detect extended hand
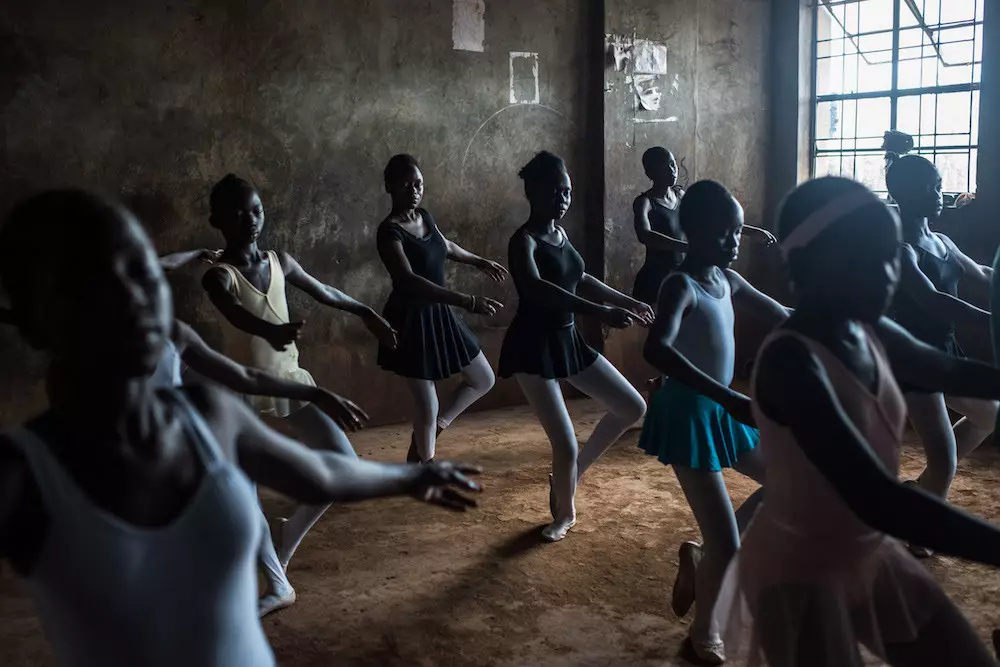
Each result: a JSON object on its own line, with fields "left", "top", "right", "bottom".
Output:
{"left": 266, "top": 320, "right": 305, "bottom": 351}
{"left": 313, "top": 390, "right": 370, "bottom": 432}
{"left": 410, "top": 461, "right": 483, "bottom": 511}
{"left": 363, "top": 311, "right": 398, "bottom": 350}
{"left": 467, "top": 295, "right": 504, "bottom": 317}
{"left": 200, "top": 248, "right": 224, "bottom": 264}
{"left": 629, "top": 301, "right": 655, "bottom": 327}
{"left": 752, "top": 227, "right": 778, "bottom": 246}
{"left": 725, "top": 393, "right": 756, "bottom": 427}
{"left": 600, "top": 306, "right": 636, "bottom": 329}
{"left": 478, "top": 259, "right": 510, "bottom": 284}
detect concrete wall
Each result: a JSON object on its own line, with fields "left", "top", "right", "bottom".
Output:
{"left": 0, "top": 0, "right": 774, "bottom": 426}
{"left": 601, "top": 0, "right": 776, "bottom": 386}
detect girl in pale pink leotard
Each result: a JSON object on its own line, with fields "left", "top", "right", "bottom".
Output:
{"left": 715, "top": 177, "right": 1000, "bottom": 667}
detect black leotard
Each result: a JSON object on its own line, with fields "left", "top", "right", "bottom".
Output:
{"left": 632, "top": 193, "right": 684, "bottom": 305}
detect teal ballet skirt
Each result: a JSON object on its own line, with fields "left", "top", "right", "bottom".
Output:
{"left": 638, "top": 379, "right": 759, "bottom": 472}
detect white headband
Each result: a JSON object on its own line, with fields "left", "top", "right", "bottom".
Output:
{"left": 781, "top": 190, "right": 880, "bottom": 259}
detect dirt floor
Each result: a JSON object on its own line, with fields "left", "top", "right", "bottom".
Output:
{"left": 2, "top": 398, "right": 1000, "bottom": 666}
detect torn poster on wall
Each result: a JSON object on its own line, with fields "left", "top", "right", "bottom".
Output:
{"left": 509, "top": 52, "right": 539, "bottom": 104}
{"left": 606, "top": 34, "right": 676, "bottom": 120}
{"left": 633, "top": 40, "right": 667, "bottom": 75}
{"left": 453, "top": 0, "right": 486, "bottom": 52}
{"left": 632, "top": 74, "right": 662, "bottom": 111}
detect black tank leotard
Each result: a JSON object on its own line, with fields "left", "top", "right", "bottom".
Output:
{"left": 632, "top": 192, "right": 685, "bottom": 305}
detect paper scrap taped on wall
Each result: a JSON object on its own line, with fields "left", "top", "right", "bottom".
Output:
{"left": 633, "top": 40, "right": 667, "bottom": 75}
{"left": 633, "top": 74, "right": 662, "bottom": 111}
{"left": 510, "top": 52, "right": 539, "bottom": 104}
{"left": 453, "top": 0, "right": 486, "bottom": 52}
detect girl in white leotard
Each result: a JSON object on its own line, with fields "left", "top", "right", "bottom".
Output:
{"left": 0, "top": 190, "right": 482, "bottom": 667}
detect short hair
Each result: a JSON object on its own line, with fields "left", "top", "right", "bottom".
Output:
{"left": 885, "top": 155, "right": 939, "bottom": 200}
{"left": 518, "top": 151, "right": 567, "bottom": 194}
{"left": 209, "top": 173, "right": 257, "bottom": 216}
{"left": 384, "top": 154, "right": 420, "bottom": 184}
{"left": 641, "top": 147, "right": 673, "bottom": 177}
{"left": 0, "top": 190, "right": 125, "bottom": 340}
{"left": 678, "top": 180, "right": 739, "bottom": 237}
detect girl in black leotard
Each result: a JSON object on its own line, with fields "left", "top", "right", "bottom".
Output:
{"left": 886, "top": 156, "right": 997, "bottom": 530}
{"left": 500, "top": 151, "right": 653, "bottom": 542}
{"left": 376, "top": 154, "right": 508, "bottom": 463}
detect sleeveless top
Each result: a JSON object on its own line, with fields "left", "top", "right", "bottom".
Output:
{"left": 10, "top": 391, "right": 275, "bottom": 667}
{"left": 751, "top": 328, "right": 906, "bottom": 555}
{"left": 512, "top": 227, "right": 586, "bottom": 330}
{"left": 150, "top": 337, "right": 183, "bottom": 389}
{"left": 891, "top": 234, "right": 965, "bottom": 352}
{"left": 214, "top": 250, "right": 315, "bottom": 417}
{"left": 641, "top": 195, "right": 684, "bottom": 276}
{"left": 378, "top": 209, "right": 449, "bottom": 289}
{"left": 671, "top": 272, "right": 736, "bottom": 386}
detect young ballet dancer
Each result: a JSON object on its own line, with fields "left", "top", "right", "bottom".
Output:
{"left": 638, "top": 180, "right": 788, "bottom": 665}
{"left": 887, "top": 156, "right": 997, "bottom": 553}
{"left": 375, "top": 154, "right": 507, "bottom": 464}
{"left": 0, "top": 190, "right": 482, "bottom": 667}
{"left": 715, "top": 176, "right": 1000, "bottom": 667}
{"left": 202, "top": 173, "right": 398, "bottom": 615}
{"left": 632, "top": 148, "right": 777, "bottom": 307}
{"left": 500, "top": 151, "right": 652, "bottom": 543}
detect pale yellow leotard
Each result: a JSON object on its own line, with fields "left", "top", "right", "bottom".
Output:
{"left": 215, "top": 250, "right": 315, "bottom": 417}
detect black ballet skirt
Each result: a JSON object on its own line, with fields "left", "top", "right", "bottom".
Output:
{"left": 499, "top": 226, "right": 598, "bottom": 379}
{"left": 377, "top": 211, "right": 481, "bottom": 380}
{"left": 632, "top": 193, "right": 684, "bottom": 306}
{"left": 890, "top": 236, "right": 965, "bottom": 392}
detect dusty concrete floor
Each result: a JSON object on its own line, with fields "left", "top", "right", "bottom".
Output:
{"left": 2, "top": 399, "right": 1000, "bottom": 666}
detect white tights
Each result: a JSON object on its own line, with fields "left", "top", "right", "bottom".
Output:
{"left": 905, "top": 392, "right": 998, "bottom": 498}
{"left": 258, "top": 403, "right": 357, "bottom": 600}
{"left": 515, "top": 355, "right": 647, "bottom": 527}
{"left": 406, "top": 352, "right": 495, "bottom": 460}
{"left": 674, "top": 452, "right": 766, "bottom": 644}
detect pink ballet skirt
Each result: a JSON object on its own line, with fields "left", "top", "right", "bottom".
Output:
{"left": 713, "top": 329, "right": 943, "bottom": 666}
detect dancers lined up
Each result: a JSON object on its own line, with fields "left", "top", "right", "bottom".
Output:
{"left": 1, "top": 146, "right": 1000, "bottom": 667}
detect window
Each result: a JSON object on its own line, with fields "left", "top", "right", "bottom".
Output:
{"left": 814, "top": 0, "right": 984, "bottom": 195}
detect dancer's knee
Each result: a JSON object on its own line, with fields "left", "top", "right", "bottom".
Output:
{"left": 618, "top": 390, "right": 647, "bottom": 424}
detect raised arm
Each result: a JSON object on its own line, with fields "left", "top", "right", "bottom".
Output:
{"left": 756, "top": 334, "right": 1000, "bottom": 566}
{"left": 726, "top": 269, "right": 791, "bottom": 329}
{"left": 442, "top": 234, "right": 509, "bottom": 284}
{"left": 898, "top": 243, "right": 989, "bottom": 330}
{"left": 278, "top": 251, "right": 397, "bottom": 349}
{"left": 579, "top": 274, "right": 654, "bottom": 325}
{"left": 377, "top": 224, "right": 501, "bottom": 316}
{"left": 509, "top": 230, "right": 632, "bottom": 327}
{"left": 644, "top": 274, "right": 753, "bottom": 423}
{"left": 201, "top": 388, "right": 481, "bottom": 509}
{"left": 633, "top": 195, "right": 688, "bottom": 252}
{"left": 174, "top": 320, "right": 368, "bottom": 432}
{"left": 874, "top": 316, "right": 1000, "bottom": 398}
{"left": 159, "top": 248, "right": 220, "bottom": 272}
{"left": 202, "top": 266, "right": 303, "bottom": 352}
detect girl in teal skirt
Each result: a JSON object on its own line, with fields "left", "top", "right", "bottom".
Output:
{"left": 639, "top": 180, "right": 788, "bottom": 665}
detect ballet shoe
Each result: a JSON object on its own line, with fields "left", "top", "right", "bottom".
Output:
{"left": 258, "top": 587, "right": 296, "bottom": 618}
{"left": 680, "top": 636, "right": 726, "bottom": 666}
{"left": 406, "top": 433, "right": 421, "bottom": 463}
{"left": 541, "top": 516, "right": 577, "bottom": 542}
{"left": 270, "top": 516, "right": 290, "bottom": 572}
{"left": 671, "top": 541, "right": 702, "bottom": 618}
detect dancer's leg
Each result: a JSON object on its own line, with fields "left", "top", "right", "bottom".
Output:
{"left": 881, "top": 584, "right": 995, "bottom": 666}
{"left": 946, "top": 396, "right": 997, "bottom": 461}
{"left": 405, "top": 378, "right": 440, "bottom": 461}
{"left": 568, "top": 355, "right": 647, "bottom": 480}
{"left": 515, "top": 373, "right": 579, "bottom": 541}
{"left": 256, "top": 502, "right": 296, "bottom": 617}
{"left": 275, "top": 404, "right": 357, "bottom": 567}
{"left": 673, "top": 466, "right": 741, "bottom": 651}
{"left": 906, "top": 392, "right": 958, "bottom": 498}
{"left": 435, "top": 352, "right": 495, "bottom": 430}
{"left": 732, "top": 448, "right": 766, "bottom": 534}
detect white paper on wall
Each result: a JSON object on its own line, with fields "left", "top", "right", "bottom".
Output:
{"left": 510, "top": 52, "right": 540, "bottom": 104}
{"left": 633, "top": 40, "right": 667, "bottom": 75}
{"left": 453, "top": 0, "right": 486, "bottom": 52}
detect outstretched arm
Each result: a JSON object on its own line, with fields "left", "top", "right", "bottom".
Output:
{"left": 874, "top": 317, "right": 1000, "bottom": 398}
{"left": 509, "top": 231, "right": 633, "bottom": 328}
{"left": 943, "top": 236, "right": 993, "bottom": 288}
{"left": 160, "top": 249, "right": 221, "bottom": 272}
{"left": 175, "top": 320, "right": 368, "bottom": 432}
{"left": 279, "top": 251, "right": 397, "bottom": 349}
{"left": 633, "top": 196, "right": 688, "bottom": 252}
{"left": 644, "top": 274, "right": 753, "bottom": 423}
{"left": 743, "top": 225, "right": 778, "bottom": 246}
{"left": 202, "top": 267, "right": 303, "bottom": 352}
{"left": 579, "top": 274, "right": 654, "bottom": 325}
{"left": 726, "top": 269, "right": 791, "bottom": 329}
{"left": 756, "top": 334, "right": 1000, "bottom": 566}
{"left": 898, "top": 244, "right": 989, "bottom": 330}
{"left": 203, "top": 388, "right": 481, "bottom": 509}
{"left": 443, "top": 234, "right": 509, "bottom": 284}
